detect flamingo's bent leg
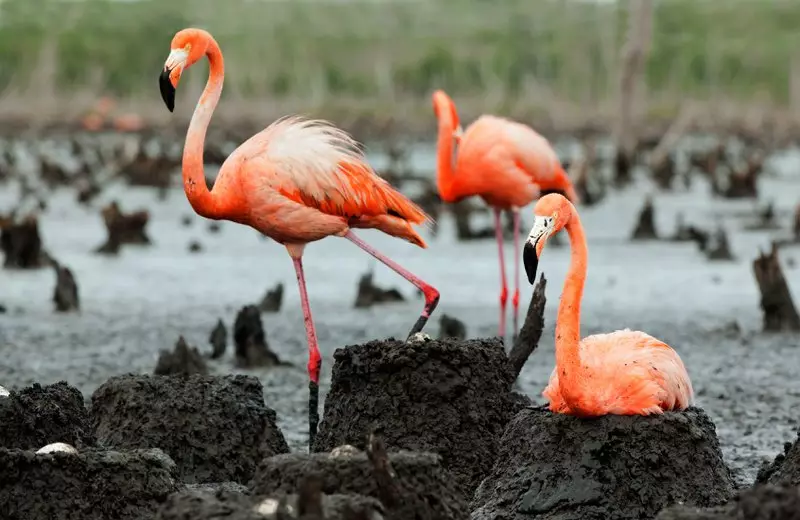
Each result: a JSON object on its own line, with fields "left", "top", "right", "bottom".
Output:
{"left": 289, "top": 252, "right": 322, "bottom": 451}
{"left": 344, "top": 231, "right": 440, "bottom": 339}
{"left": 511, "top": 209, "right": 521, "bottom": 341}
{"left": 494, "top": 209, "right": 508, "bottom": 340}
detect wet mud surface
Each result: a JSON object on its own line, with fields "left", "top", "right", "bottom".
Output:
{"left": 2, "top": 168, "right": 800, "bottom": 495}
{"left": 472, "top": 407, "right": 734, "bottom": 519}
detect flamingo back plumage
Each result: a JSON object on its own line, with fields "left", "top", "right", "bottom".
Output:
{"left": 543, "top": 329, "right": 694, "bottom": 416}
{"left": 221, "top": 116, "right": 431, "bottom": 246}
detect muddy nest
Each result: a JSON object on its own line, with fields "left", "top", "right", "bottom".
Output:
{"left": 250, "top": 450, "right": 468, "bottom": 520}
{"left": 0, "top": 381, "right": 95, "bottom": 450}
{"left": 313, "top": 337, "right": 516, "bottom": 497}
{"left": 472, "top": 406, "right": 734, "bottom": 520}
{"left": 755, "top": 429, "right": 800, "bottom": 486}
{"left": 0, "top": 447, "right": 178, "bottom": 519}
{"left": 90, "top": 374, "right": 289, "bottom": 484}
{"left": 656, "top": 482, "right": 800, "bottom": 520}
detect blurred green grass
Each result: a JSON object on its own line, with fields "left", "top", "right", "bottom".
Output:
{"left": 0, "top": 0, "right": 797, "bottom": 126}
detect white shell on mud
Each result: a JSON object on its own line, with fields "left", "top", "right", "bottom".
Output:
{"left": 254, "top": 498, "right": 292, "bottom": 516}
{"left": 331, "top": 444, "right": 360, "bottom": 457}
{"left": 407, "top": 332, "right": 432, "bottom": 344}
{"left": 0, "top": 385, "right": 9, "bottom": 398}
{"left": 36, "top": 442, "right": 78, "bottom": 455}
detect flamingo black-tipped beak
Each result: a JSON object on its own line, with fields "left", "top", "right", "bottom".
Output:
{"left": 159, "top": 68, "right": 175, "bottom": 112}
{"left": 523, "top": 241, "right": 538, "bottom": 284}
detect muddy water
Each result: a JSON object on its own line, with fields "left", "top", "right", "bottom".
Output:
{"left": 1, "top": 149, "right": 800, "bottom": 487}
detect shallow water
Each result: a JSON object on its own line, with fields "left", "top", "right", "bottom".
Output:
{"left": 1, "top": 153, "right": 800, "bottom": 487}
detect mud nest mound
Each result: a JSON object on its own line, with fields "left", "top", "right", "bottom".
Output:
{"left": 90, "top": 374, "right": 289, "bottom": 484}
{"left": 0, "top": 447, "right": 178, "bottom": 519}
{"left": 0, "top": 381, "right": 95, "bottom": 450}
{"left": 472, "top": 406, "right": 734, "bottom": 520}
{"left": 250, "top": 450, "right": 468, "bottom": 520}
{"left": 156, "top": 485, "right": 383, "bottom": 520}
{"left": 755, "top": 429, "right": 800, "bottom": 486}
{"left": 313, "top": 337, "right": 516, "bottom": 498}
{"left": 656, "top": 482, "right": 800, "bottom": 520}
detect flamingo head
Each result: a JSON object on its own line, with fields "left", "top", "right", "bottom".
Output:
{"left": 160, "top": 28, "right": 211, "bottom": 112}
{"left": 523, "top": 193, "right": 572, "bottom": 284}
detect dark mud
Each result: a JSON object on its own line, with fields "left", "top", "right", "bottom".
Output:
{"left": 0, "top": 447, "right": 178, "bottom": 520}
{"left": 755, "top": 428, "right": 800, "bottom": 486}
{"left": 313, "top": 337, "right": 516, "bottom": 497}
{"left": 90, "top": 374, "right": 289, "bottom": 484}
{"left": 0, "top": 381, "right": 95, "bottom": 450}
{"left": 656, "top": 482, "right": 800, "bottom": 520}
{"left": 472, "top": 406, "right": 734, "bottom": 520}
{"left": 250, "top": 450, "right": 468, "bottom": 519}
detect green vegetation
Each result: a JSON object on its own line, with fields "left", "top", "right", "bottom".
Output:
{"left": 0, "top": 0, "right": 797, "bottom": 124}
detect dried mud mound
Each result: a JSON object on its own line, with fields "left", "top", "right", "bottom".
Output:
{"left": 754, "top": 429, "right": 800, "bottom": 486}
{"left": 313, "top": 337, "right": 515, "bottom": 497}
{"left": 156, "top": 487, "right": 383, "bottom": 520}
{"left": 250, "top": 451, "right": 469, "bottom": 520}
{"left": 472, "top": 406, "right": 734, "bottom": 520}
{"left": 90, "top": 374, "right": 289, "bottom": 484}
{"left": 0, "top": 447, "right": 178, "bottom": 520}
{"left": 656, "top": 482, "right": 800, "bottom": 520}
{"left": 0, "top": 381, "right": 95, "bottom": 450}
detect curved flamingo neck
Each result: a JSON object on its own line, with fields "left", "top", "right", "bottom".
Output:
{"left": 435, "top": 111, "right": 459, "bottom": 203}
{"left": 182, "top": 37, "right": 224, "bottom": 219}
{"left": 555, "top": 205, "right": 588, "bottom": 400}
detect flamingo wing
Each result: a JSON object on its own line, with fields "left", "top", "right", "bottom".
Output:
{"left": 222, "top": 116, "right": 429, "bottom": 225}
{"left": 502, "top": 121, "right": 566, "bottom": 186}
{"left": 543, "top": 329, "right": 694, "bottom": 416}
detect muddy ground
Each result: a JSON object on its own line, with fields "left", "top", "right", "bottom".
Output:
{"left": 1, "top": 143, "right": 800, "bottom": 488}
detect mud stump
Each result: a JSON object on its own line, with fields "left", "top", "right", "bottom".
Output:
{"left": 793, "top": 203, "right": 800, "bottom": 241}
{"left": 752, "top": 243, "right": 800, "bottom": 332}
{"left": 95, "top": 200, "right": 151, "bottom": 253}
{"left": 472, "top": 407, "right": 734, "bottom": 520}
{"left": 91, "top": 374, "right": 289, "bottom": 484}
{"left": 259, "top": 283, "right": 284, "bottom": 313}
{"left": 0, "top": 447, "right": 178, "bottom": 520}
{"left": 353, "top": 270, "right": 404, "bottom": 308}
{"left": 233, "top": 305, "right": 284, "bottom": 368}
{"left": 631, "top": 196, "right": 659, "bottom": 240}
{"left": 508, "top": 273, "right": 547, "bottom": 380}
{"left": 656, "top": 482, "right": 800, "bottom": 520}
{"left": 755, "top": 430, "right": 800, "bottom": 486}
{"left": 52, "top": 261, "right": 79, "bottom": 312}
{"left": 209, "top": 318, "right": 227, "bottom": 359}
{"left": 704, "top": 226, "right": 735, "bottom": 261}
{"left": 0, "top": 214, "right": 48, "bottom": 268}
{"left": 154, "top": 336, "right": 208, "bottom": 376}
{"left": 438, "top": 314, "right": 467, "bottom": 340}
{"left": 250, "top": 450, "right": 467, "bottom": 520}
{"left": 313, "top": 337, "right": 516, "bottom": 498}
{"left": 0, "top": 381, "right": 95, "bottom": 450}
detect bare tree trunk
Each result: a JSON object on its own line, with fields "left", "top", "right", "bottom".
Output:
{"left": 752, "top": 243, "right": 800, "bottom": 332}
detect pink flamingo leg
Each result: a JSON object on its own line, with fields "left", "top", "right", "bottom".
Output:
{"left": 511, "top": 209, "right": 521, "bottom": 341}
{"left": 494, "top": 209, "right": 508, "bottom": 340}
{"left": 290, "top": 254, "right": 322, "bottom": 450}
{"left": 344, "top": 231, "right": 440, "bottom": 338}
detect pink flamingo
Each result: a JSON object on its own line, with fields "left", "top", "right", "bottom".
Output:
{"left": 432, "top": 89, "right": 579, "bottom": 340}
{"left": 159, "top": 28, "right": 439, "bottom": 447}
{"left": 523, "top": 193, "right": 694, "bottom": 415}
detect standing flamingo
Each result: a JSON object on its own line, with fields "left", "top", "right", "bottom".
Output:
{"left": 159, "top": 28, "right": 440, "bottom": 448}
{"left": 432, "top": 89, "right": 579, "bottom": 341}
{"left": 523, "top": 193, "right": 694, "bottom": 416}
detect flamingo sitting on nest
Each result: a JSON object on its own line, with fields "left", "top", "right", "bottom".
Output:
{"left": 522, "top": 193, "right": 694, "bottom": 416}
{"left": 158, "top": 28, "right": 439, "bottom": 448}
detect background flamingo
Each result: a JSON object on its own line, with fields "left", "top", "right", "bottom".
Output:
{"left": 522, "top": 193, "right": 694, "bottom": 416}
{"left": 159, "top": 28, "right": 440, "bottom": 448}
{"left": 432, "top": 89, "right": 579, "bottom": 341}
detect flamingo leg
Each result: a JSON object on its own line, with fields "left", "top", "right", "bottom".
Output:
{"left": 494, "top": 209, "right": 508, "bottom": 340}
{"left": 344, "top": 231, "right": 440, "bottom": 339}
{"left": 290, "top": 253, "right": 322, "bottom": 451}
{"left": 511, "top": 209, "right": 521, "bottom": 342}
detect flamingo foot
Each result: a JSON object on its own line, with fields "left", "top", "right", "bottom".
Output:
{"left": 407, "top": 286, "right": 440, "bottom": 339}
